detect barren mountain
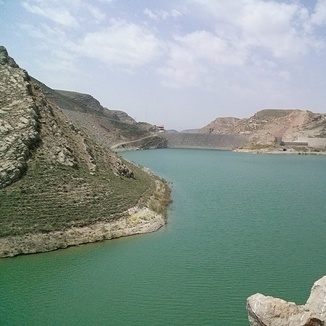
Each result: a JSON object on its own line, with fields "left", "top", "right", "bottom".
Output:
{"left": 199, "top": 109, "right": 326, "bottom": 150}
{"left": 0, "top": 46, "right": 170, "bottom": 257}
{"left": 32, "top": 81, "right": 165, "bottom": 150}
{"left": 199, "top": 117, "right": 241, "bottom": 134}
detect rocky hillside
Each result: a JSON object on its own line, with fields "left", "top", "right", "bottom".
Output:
{"left": 247, "top": 275, "right": 326, "bottom": 325}
{"left": 199, "top": 117, "right": 241, "bottom": 134}
{"left": 199, "top": 109, "right": 326, "bottom": 151}
{"left": 0, "top": 46, "right": 170, "bottom": 257}
{"left": 32, "top": 81, "right": 164, "bottom": 150}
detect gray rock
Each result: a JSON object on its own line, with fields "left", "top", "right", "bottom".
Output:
{"left": 0, "top": 48, "right": 39, "bottom": 187}
{"left": 0, "top": 45, "right": 19, "bottom": 68}
{"left": 0, "top": 46, "right": 87, "bottom": 187}
{"left": 247, "top": 276, "right": 326, "bottom": 325}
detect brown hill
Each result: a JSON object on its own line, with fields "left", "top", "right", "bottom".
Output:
{"left": 0, "top": 46, "right": 170, "bottom": 257}
{"left": 199, "top": 117, "right": 241, "bottom": 134}
{"left": 199, "top": 109, "right": 326, "bottom": 150}
{"left": 31, "top": 81, "right": 165, "bottom": 150}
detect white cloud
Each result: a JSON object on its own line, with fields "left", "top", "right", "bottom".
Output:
{"left": 188, "top": 0, "right": 322, "bottom": 58}
{"left": 238, "top": 1, "right": 313, "bottom": 57}
{"left": 22, "top": 0, "right": 79, "bottom": 28}
{"left": 79, "top": 19, "right": 162, "bottom": 68}
{"left": 175, "top": 31, "right": 245, "bottom": 66}
{"left": 144, "top": 8, "right": 182, "bottom": 20}
{"left": 18, "top": 0, "right": 326, "bottom": 95}
{"left": 37, "top": 51, "right": 77, "bottom": 73}
{"left": 21, "top": 23, "right": 76, "bottom": 51}
{"left": 311, "top": 0, "right": 326, "bottom": 25}
{"left": 158, "top": 30, "right": 247, "bottom": 88}
{"left": 155, "top": 0, "right": 326, "bottom": 88}
{"left": 87, "top": 4, "right": 106, "bottom": 23}
{"left": 19, "top": 23, "right": 79, "bottom": 75}
{"left": 20, "top": 0, "right": 164, "bottom": 71}
{"left": 171, "top": 9, "right": 182, "bottom": 18}
{"left": 158, "top": 50, "right": 207, "bottom": 88}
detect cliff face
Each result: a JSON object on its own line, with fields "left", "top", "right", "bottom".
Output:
{"left": 199, "top": 109, "right": 326, "bottom": 150}
{"left": 0, "top": 46, "right": 170, "bottom": 257}
{"left": 0, "top": 46, "right": 39, "bottom": 188}
{"left": 247, "top": 275, "right": 326, "bottom": 325}
{"left": 0, "top": 46, "right": 134, "bottom": 187}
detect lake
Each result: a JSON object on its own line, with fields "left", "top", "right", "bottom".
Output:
{"left": 1, "top": 149, "right": 326, "bottom": 325}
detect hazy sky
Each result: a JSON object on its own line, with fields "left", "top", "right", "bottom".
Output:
{"left": 1, "top": 0, "right": 326, "bottom": 130}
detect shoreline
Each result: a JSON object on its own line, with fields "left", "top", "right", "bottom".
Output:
{"left": 118, "top": 144, "right": 326, "bottom": 155}
{"left": 0, "top": 178, "right": 170, "bottom": 258}
{"left": 234, "top": 148, "right": 326, "bottom": 155}
{"left": 0, "top": 206, "right": 166, "bottom": 258}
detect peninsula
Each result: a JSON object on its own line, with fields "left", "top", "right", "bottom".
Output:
{"left": 0, "top": 46, "right": 170, "bottom": 257}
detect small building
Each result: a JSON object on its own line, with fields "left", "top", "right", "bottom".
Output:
{"left": 156, "top": 125, "right": 165, "bottom": 133}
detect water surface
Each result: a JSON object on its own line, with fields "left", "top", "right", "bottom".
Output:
{"left": 1, "top": 149, "right": 326, "bottom": 325}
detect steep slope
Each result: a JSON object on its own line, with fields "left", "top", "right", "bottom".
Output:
{"left": 199, "top": 109, "right": 326, "bottom": 150}
{"left": 0, "top": 46, "right": 170, "bottom": 257}
{"left": 32, "top": 83, "right": 164, "bottom": 149}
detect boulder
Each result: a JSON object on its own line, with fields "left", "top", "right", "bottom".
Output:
{"left": 247, "top": 276, "right": 326, "bottom": 325}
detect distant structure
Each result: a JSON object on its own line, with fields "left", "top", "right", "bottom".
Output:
{"left": 156, "top": 125, "right": 165, "bottom": 133}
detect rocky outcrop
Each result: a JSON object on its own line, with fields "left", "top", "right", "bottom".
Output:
{"left": 198, "top": 117, "right": 241, "bottom": 134}
{"left": 0, "top": 46, "right": 40, "bottom": 188}
{"left": 0, "top": 46, "right": 171, "bottom": 257}
{"left": 247, "top": 276, "right": 326, "bottom": 325}
{"left": 0, "top": 46, "right": 19, "bottom": 68}
{"left": 0, "top": 46, "right": 137, "bottom": 180}
{"left": 199, "top": 109, "right": 326, "bottom": 151}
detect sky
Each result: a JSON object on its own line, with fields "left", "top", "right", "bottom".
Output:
{"left": 1, "top": 0, "right": 326, "bottom": 130}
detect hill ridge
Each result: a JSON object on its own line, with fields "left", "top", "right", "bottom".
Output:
{"left": 0, "top": 46, "right": 170, "bottom": 257}
{"left": 199, "top": 108, "right": 326, "bottom": 151}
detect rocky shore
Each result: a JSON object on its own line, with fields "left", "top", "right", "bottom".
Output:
{"left": 247, "top": 276, "right": 326, "bottom": 325}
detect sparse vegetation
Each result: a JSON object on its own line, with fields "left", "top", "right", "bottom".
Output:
{"left": 0, "top": 46, "right": 171, "bottom": 257}
{"left": 253, "top": 109, "right": 293, "bottom": 119}
{"left": 0, "top": 158, "right": 157, "bottom": 237}
{"left": 248, "top": 143, "right": 277, "bottom": 150}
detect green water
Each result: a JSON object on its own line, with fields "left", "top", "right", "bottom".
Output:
{"left": 1, "top": 149, "right": 326, "bottom": 325}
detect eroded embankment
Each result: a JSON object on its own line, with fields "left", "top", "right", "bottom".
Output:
{"left": 0, "top": 179, "right": 170, "bottom": 258}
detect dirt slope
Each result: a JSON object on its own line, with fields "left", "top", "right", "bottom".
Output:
{"left": 199, "top": 109, "right": 326, "bottom": 150}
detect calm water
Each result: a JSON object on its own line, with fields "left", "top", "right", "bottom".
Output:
{"left": 1, "top": 149, "right": 326, "bottom": 325}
